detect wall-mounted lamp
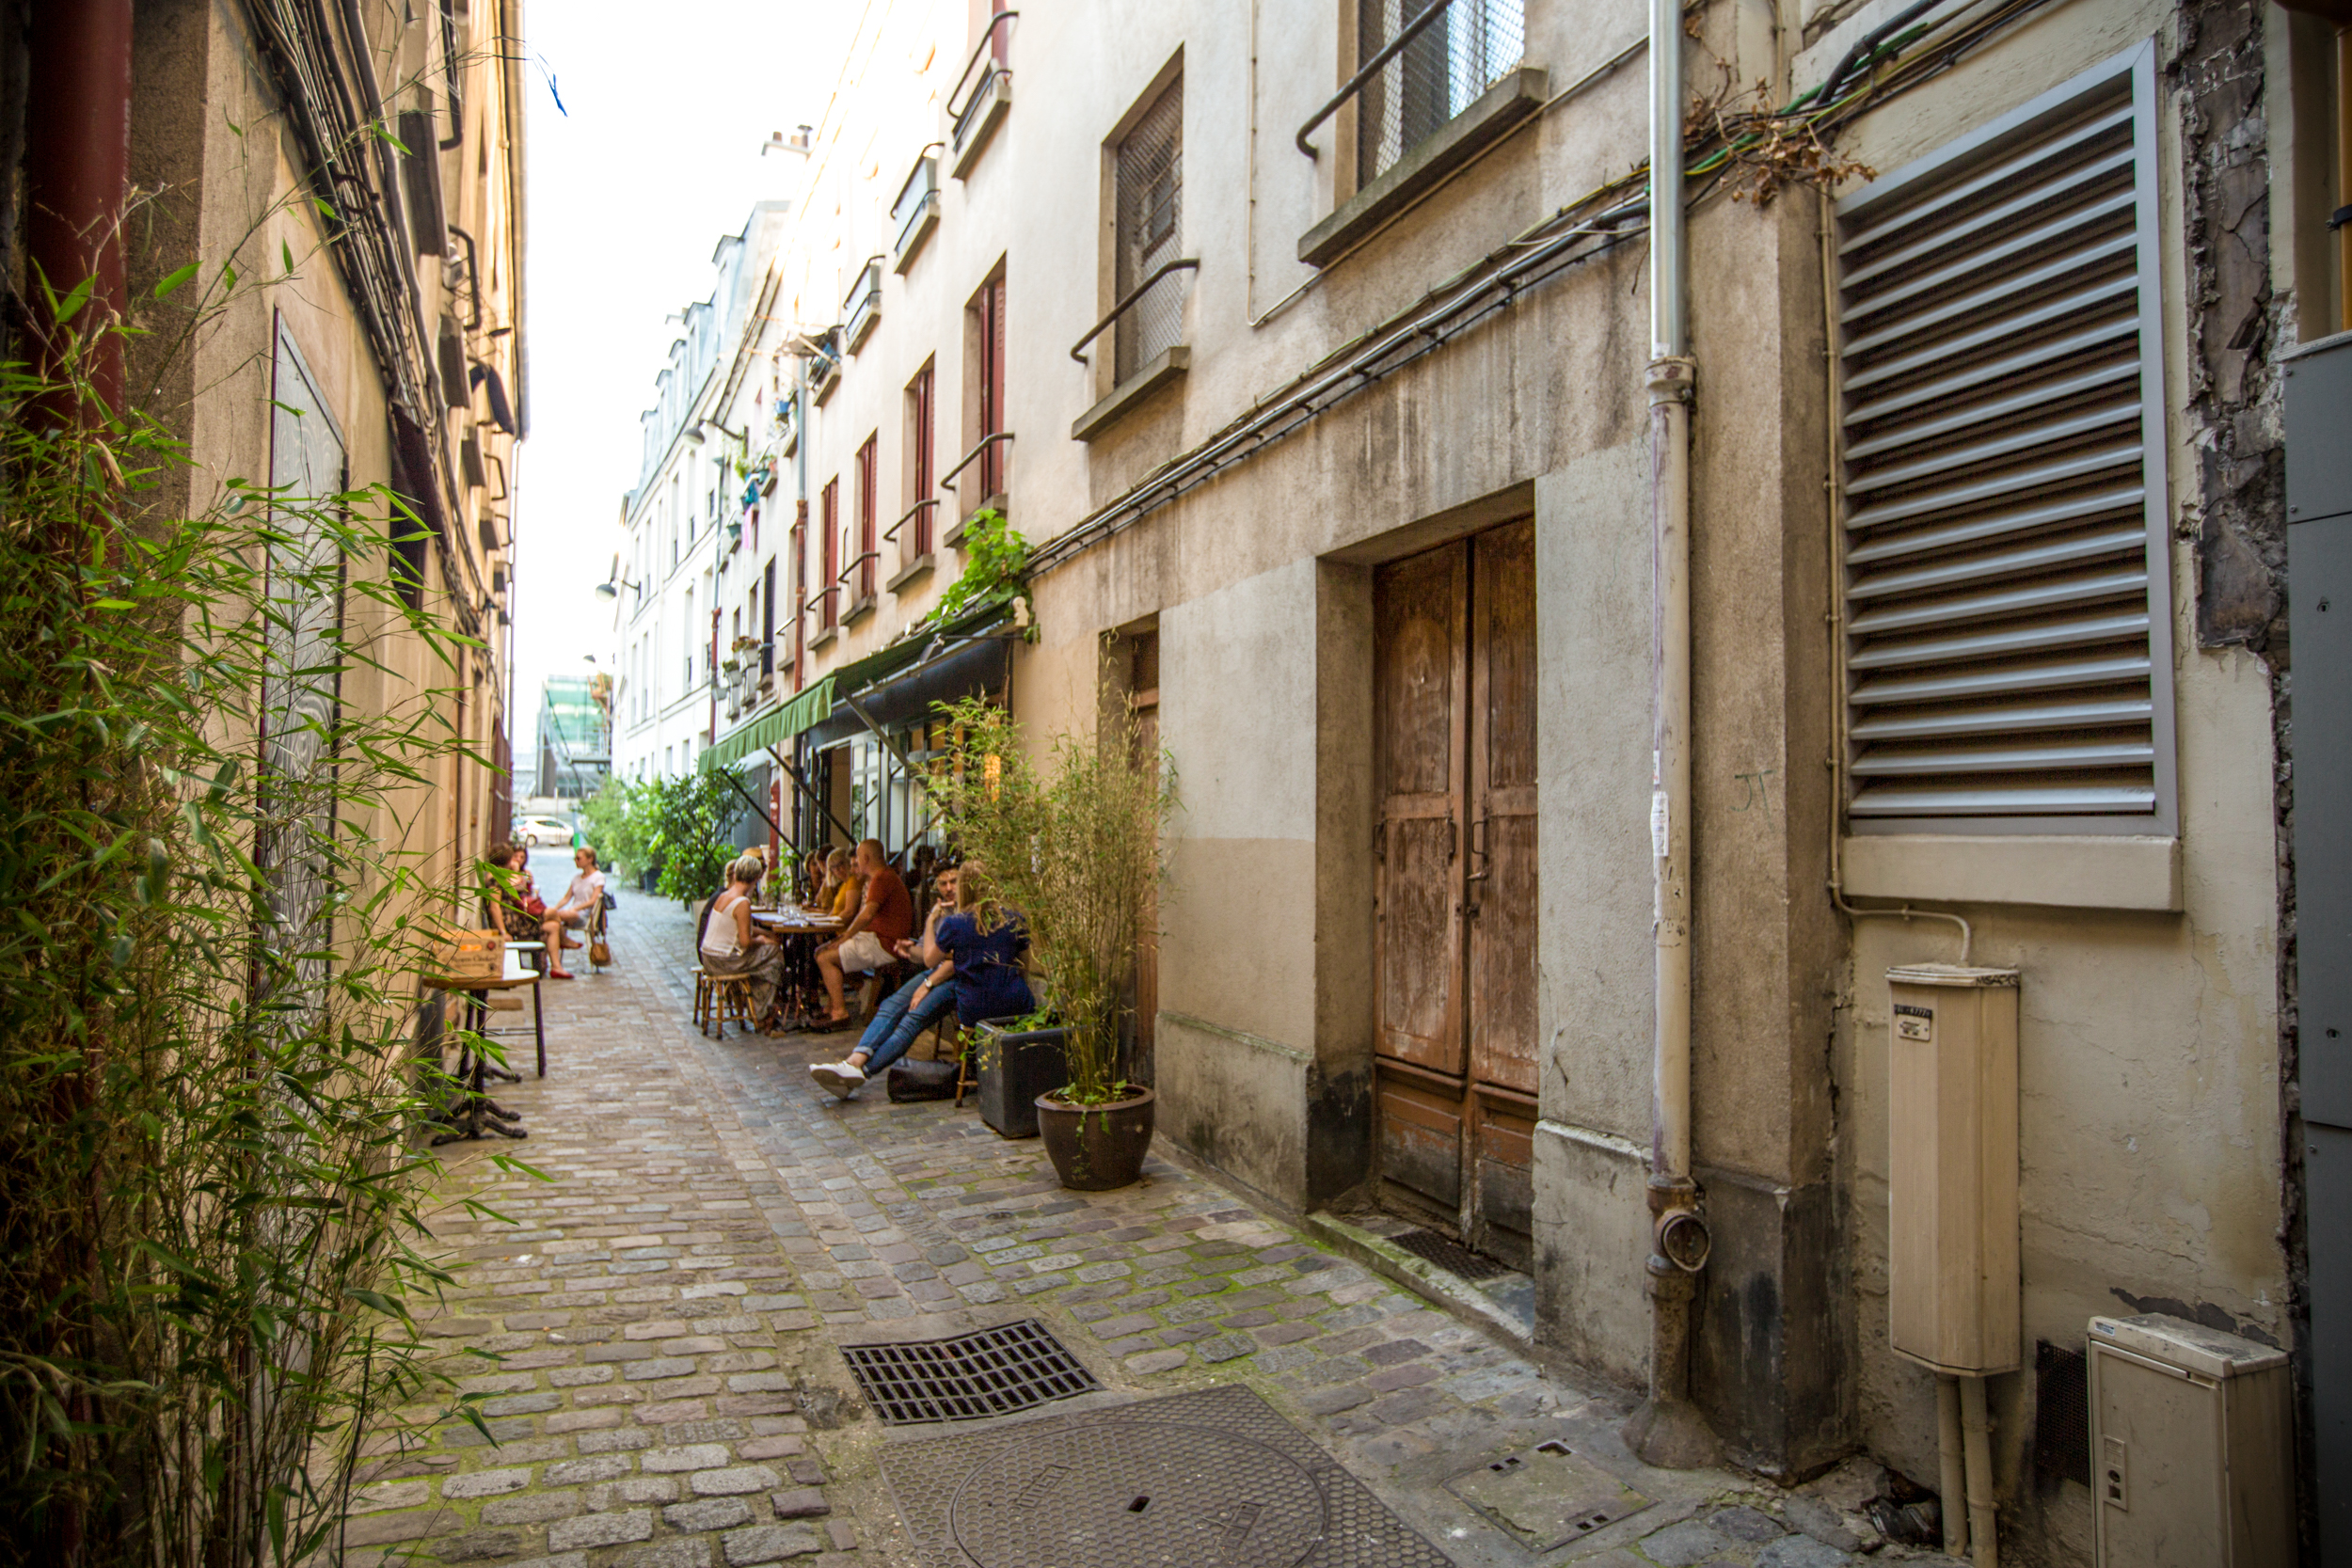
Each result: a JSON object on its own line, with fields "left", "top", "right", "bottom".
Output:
{"left": 685, "top": 420, "right": 749, "bottom": 447}
{"left": 595, "top": 575, "right": 643, "bottom": 602}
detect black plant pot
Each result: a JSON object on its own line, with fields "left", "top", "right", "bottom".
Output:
{"left": 973, "top": 1020, "right": 1068, "bottom": 1139}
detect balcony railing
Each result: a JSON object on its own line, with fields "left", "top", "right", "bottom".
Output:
{"left": 843, "top": 259, "right": 883, "bottom": 353}
{"left": 947, "top": 11, "right": 1017, "bottom": 175}
{"left": 892, "top": 151, "right": 943, "bottom": 270}
{"left": 1296, "top": 0, "right": 1525, "bottom": 186}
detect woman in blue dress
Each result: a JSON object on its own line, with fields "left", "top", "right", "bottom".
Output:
{"left": 808, "top": 861, "right": 1033, "bottom": 1100}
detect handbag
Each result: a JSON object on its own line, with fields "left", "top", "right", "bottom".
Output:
{"left": 522, "top": 895, "right": 547, "bottom": 918}
{"left": 886, "top": 1058, "right": 959, "bottom": 1102}
{"left": 588, "top": 937, "right": 612, "bottom": 966}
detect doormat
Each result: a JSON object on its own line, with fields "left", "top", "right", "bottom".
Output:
{"left": 842, "top": 1319, "right": 1100, "bottom": 1426}
{"left": 1390, "top": 1227, "right": 1509, "bottom": 1281}
{"left": 878, "top": 1384, "right": 1454, "bottom": 1568}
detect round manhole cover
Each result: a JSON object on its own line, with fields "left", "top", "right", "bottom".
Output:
{"left": 950, "top": 1421, "right": 1326, "bottom": 1568}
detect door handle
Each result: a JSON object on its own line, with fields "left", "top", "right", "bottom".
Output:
{"left": 1464, "top": 812, "right": 1492, "bottom": 883}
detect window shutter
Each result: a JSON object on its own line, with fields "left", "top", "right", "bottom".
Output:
{"left": 1835, "top": 50, "right": 2171, "bottom": 832}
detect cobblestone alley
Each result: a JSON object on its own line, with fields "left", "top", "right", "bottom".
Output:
{"left": 341, "top": 865, "right": 1963, "bottom": 1568}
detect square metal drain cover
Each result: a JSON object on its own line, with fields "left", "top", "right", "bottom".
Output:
{"left": 843, "top": 1319, "right": 1100, "bottom": 1425}
{"left": 1444, "top": 1440, "right": 1652, "bottom": 1551}
{"left": 879, "top": 1384, "right": 1454, "bottom": 1568}
{"left": 1390, "top": 1228, "right": 1509, "bottom": 1281}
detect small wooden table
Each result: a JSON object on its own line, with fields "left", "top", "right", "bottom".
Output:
{"left": 423, "top": 946, "right": 544, "bottom": 1144}
{"left": 752, "top": 911, "right": 842, "bottom": 1022}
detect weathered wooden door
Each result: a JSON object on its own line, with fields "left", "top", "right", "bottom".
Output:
{"left": 1373, "top": 519, "right": 1538, "bottom": 1268}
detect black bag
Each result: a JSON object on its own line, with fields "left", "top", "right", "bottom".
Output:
{"left": 886, "top": 1058, "right": 959, "bottom": 1102}
{"left": 601, "top": 891, "right": 617, "bottom": 911}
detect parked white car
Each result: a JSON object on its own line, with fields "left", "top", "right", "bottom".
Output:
{"left": 516, "top": 816, "right": 575, "bottom": 847}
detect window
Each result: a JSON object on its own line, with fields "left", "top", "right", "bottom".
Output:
{"left": 683, "top": 586, "right": 696, "bottom": 686}
{"left": 855, "top": 435, "right": 880, "bottom": 602}
{"left": 907, "top": 362, "right": 935, "bottom": 557}
{"left": 1355, "top": 0, "right": 1524, "bottom": 188}
{"left": 761, "top": 558, "right": 776, "bottom": 675}
{"left": 1835, "top": 50, "right": 2171, "bottom": 833}
{"left": 820, "top": 478, "right": 840, "bottom": 627}
{"left": 966, "top": 273, "right": 1008, "bottom": 506}
{"left": 1116, "top": 76, "right": 1185, "bottom": 381}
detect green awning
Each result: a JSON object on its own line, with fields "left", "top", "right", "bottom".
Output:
{"left": 698, "top": 593, "right": 1020, "bottom": 773}
{"left": 700, "top": 674, "right": 835, "bottom": 772}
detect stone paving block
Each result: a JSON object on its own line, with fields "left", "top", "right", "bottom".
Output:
{"left": 667, "top": 1497, "right": 757, "bottom": 1530}
{"left": 440, "top": 1466, "right": 534, "bottom": 1498}
{"left": 769, "top": 1487, "right": 829, "bottom": 1518}
{"left": 691, "top": 1465, "right": 783, "bottom": 1496}
{"left": 429, "top": 1528, "right": 524, "bottom": 1561}
{"left": 642, "top": 1443, "right": 733, "bottom": 1472}
{"left": 482, "top": 1489, "right": 586, "bottom": 1525}
{"left": 1756, "top": 1538, "right": 1854, "bottom": 1568}
{"left": 723, "top": 1521, "right": 825, "bottom": 1564}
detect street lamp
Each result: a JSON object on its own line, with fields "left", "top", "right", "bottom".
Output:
{"left": 595, "top": 575, "right": 642, "bottom": 601}
{"left": 684, "top": 419, "right": 748, "bottom": 447}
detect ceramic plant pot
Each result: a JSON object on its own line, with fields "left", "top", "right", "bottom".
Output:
{"left": 1035, "top": 1086, "right": 1155, "bottom": 1192}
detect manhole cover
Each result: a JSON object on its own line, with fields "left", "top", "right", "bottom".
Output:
{"left": 1389, "top": 1228, "right": 1508, "bottom": 1281}
{"left": 881, "top": 1386, "right": 1454, "bottom": 1568}
{"left": 951, "top": 1422, "right": 1324, "bottom": 1568}
{"left": 1443, "top": 1440, "right": 1651, "bottom": 1551}
{"left": 844, "top": 1319, "right": 1100, "bottom": 1425}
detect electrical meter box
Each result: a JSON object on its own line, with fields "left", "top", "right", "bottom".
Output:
{"left": 1887, "top": 964, "right": 2020, "bottom": 1374}
{"left": 2089, "top": 1313, "right": 2295, "bottom": 1567}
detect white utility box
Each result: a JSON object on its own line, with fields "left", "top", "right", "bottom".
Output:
{"left": 2089, "top": 1313, "right": 2295, "bottom": 1567}
{"left": 1887, "top": 964, "right": 2020, "bottom": 1374}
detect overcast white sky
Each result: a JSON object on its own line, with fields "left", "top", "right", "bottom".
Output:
{"left": 507, "top": 0, "right": 855, "bottom": 772}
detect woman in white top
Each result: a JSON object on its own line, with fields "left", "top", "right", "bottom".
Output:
{"left": 701, "top": 854, "right": 785, "bottom": 1027}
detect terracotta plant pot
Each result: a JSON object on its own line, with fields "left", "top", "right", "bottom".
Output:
{"left": 1034, "top": 1086, "right": 1155, "bottom": 1191}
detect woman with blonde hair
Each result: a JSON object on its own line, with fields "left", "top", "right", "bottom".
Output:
{"left": 821, "top": 847, "right": 862, "bottom": 921}
{"left": 700, "top": 853, "right": 786, "bottom": 1027}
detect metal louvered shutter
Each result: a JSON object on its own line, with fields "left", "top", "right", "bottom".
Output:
{"left": 1835, "top": 48, "right": 2172, "bottom": 833}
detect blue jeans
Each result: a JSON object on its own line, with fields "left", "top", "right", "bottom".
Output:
{"left": 852, "top": 973, "right": 959, "bottom": 1074}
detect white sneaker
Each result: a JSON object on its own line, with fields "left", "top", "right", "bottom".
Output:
{"left": 809, "top": 1060, "right": 866, "bottom": 1101}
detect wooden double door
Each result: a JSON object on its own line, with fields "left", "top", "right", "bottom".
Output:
{"left": 1374, "top": 520, "right": 1539, "bottom": 1269}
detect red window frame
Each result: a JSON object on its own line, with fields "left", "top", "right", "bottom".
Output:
{"left": 855, "top": 435, "right": 879, "bottom": 602}
{"left": 911, "top": 363, "right": 935, "bottom": 557}
{"left": 819, "top": 478, "right": 840, "bottom": 628}
{"left": 978, "top": 277, "right": 1007, "bottom": 498}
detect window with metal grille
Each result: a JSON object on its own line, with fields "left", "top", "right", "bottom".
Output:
{"left": 1116, "top": 77, "right": 1185, "bottom": 382}
{"left": 1835, "top": 49, "right": 2172, "bottom": 833}
{"left": 1355, "top": 0, "right": 1525, "bottom": 189}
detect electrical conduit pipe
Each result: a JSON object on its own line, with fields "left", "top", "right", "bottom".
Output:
{"left": 1619, "top": 0, "right": 1720, "bottom": 1472}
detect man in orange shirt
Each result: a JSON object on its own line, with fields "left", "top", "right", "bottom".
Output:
{"left": 813, "top": 838, "right": 913, "bottom": 1027}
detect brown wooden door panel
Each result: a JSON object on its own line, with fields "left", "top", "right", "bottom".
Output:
{"left": 1378, "top": 1073, "right": 1465, "bottom": 1213}
{"left": 1472, "top": 1098, "right": 1535, "bottom": 1269}
{"left": 1379, "top": 816, "right": 1460, "bottom": 1069}
{"left": 1375, "top": 541, "right": 1468, "bottom": 1076}
{"left": 1468, "top": 520, "right": 1540, "bottom": 1099}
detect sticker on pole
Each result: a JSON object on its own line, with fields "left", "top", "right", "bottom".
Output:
{"left": 1650, "top": 790, "right": 1670, "bottom": 858}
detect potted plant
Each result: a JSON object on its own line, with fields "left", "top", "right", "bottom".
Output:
{"left": 931, "top": 696, "right": 1173, "bottom": 1189}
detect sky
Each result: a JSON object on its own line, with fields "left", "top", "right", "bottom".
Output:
{"left": 507, "top": 0, "right": 855, "bottom": 781}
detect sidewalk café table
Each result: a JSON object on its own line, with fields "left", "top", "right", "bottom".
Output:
{"left": 750, "top": 907, "right": 842, "bottom": 1023}
{"left": 423, "top": 937, "right": 545, "bottom": 1145}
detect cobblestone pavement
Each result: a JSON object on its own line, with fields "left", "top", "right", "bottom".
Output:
{"left": 342, "top": 862, "right": 1963, "bottom": 1568}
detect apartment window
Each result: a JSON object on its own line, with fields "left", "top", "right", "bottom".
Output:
{"left": 966, "top": 273, "right": 1008, "bottom": 505}
{"left": 1116, "top": 76, "right": 1185, "bottom": 381}
{"left": 907, "top": 362, "right": 936, "bottom": 557}
{"left": 761, "top": 558, "right": 776, "bottom": 675}
{"left": 820, "top": 478, "right": 840, "bottom": 628}
{"left": 1835, "top": 51, "right": 2171, "bottom": 833}
{"left": 683, "top": 586, "right": 696, "bottom": 687}
{"left": 855, "top": 435, "right": 880, "bottom": 603}
{"left": 1355, "top": 0, "right": 1525, "bottom": 188}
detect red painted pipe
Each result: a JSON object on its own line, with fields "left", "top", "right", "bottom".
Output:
{"left": 25, "top": 0, "right": 135, "bottom": 417}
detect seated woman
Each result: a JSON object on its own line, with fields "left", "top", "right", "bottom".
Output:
{"left": 808, "top": 860, "right": 1033, "bottom": 1100}
{"left": 809, "top": 862, "right": 963, "bottom": 1100}
{"left": 822, "top": 847, "right": 862, "bottom": 921}
{"left": 485, "top": 842, "right": 541, "bottom": 945}
{"left": 700, "top": 853, "right": 787, "bottom": 1028}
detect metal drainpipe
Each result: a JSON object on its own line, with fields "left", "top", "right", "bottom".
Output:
{"left": 24, "top": 0, "right": 134, "bottom": 418}
{"left": 1620, "top": 0, "right": 1720, "bottom": 1471}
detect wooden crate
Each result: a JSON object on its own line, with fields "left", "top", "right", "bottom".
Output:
{"left": 436, "top": 927, "right": 506, "bottom": 982}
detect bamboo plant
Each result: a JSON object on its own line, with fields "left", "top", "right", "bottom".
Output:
{"left": 927, "top": 695, "right": 1174, "bottom": 1104}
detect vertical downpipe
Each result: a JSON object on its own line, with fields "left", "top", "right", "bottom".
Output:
{"left": 24, "top": 0, "right": 135, "bottom": 419}
{"left": 1621, "top": 0, "right": 1720, "bottom": 1471}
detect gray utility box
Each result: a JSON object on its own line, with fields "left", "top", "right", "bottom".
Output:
{"left": 2286, "top": 326, "right": 2352, "bottom": 1563}
{"left": 2088, "top": 1313, "right": 2294, "bottom": 1567}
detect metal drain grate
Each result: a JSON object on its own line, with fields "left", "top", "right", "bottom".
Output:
{"left": 880, "top": 1385, "right": 1454, "bottom": 1568}
{"left": 843, "top": 1319, "right": 1099, "bottom": 1425}
{"left": 1391, "top": 1227, "right": 1509, "bottom": 1280}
